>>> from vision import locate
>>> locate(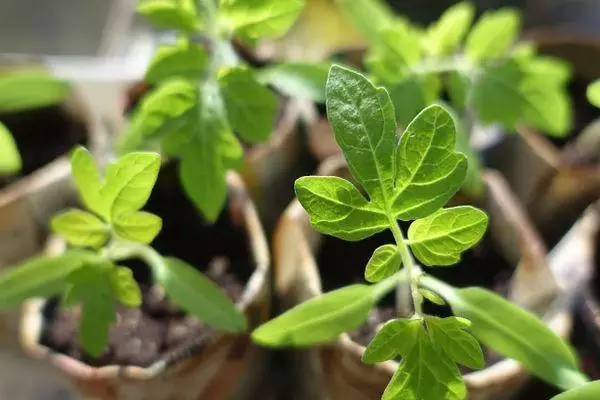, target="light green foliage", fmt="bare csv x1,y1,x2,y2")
145,41,207,83
408,206,488,266
388,73,440,128
424,2,475,56
588,80,600,108
252,66,585,399
551,380,600,400
336,0,395,44
0,122,21,174
465,8,520,61
70,147,104,215
137,0,200,32
220,0,305,39
51,210,108,248
113,212,162,244
256,62,330,102
110,267,142,307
